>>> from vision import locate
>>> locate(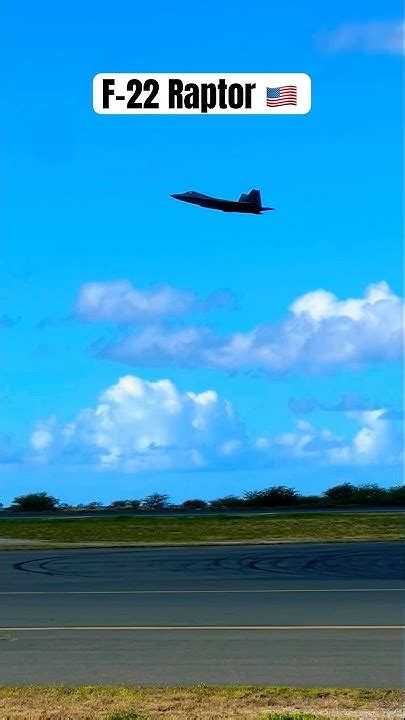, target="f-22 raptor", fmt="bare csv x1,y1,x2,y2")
170,188,274,215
